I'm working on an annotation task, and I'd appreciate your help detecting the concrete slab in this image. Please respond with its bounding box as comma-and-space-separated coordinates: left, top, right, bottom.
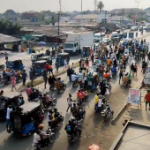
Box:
117, 124, 150, 150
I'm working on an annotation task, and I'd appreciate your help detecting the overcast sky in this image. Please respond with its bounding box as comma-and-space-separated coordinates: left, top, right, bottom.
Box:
0, 0, 149, 13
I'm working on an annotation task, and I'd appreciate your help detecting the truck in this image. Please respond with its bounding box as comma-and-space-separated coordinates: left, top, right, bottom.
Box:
64, 32, 94, 54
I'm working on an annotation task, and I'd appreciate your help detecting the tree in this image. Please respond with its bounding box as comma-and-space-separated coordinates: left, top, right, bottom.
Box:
0, 20, 21, 35
97, 1, 104, 12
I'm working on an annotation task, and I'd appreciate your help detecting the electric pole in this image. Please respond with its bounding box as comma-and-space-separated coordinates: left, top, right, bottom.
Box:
94, 0, 97, 14
105, 11, 107, 23
57, 0, 62, 45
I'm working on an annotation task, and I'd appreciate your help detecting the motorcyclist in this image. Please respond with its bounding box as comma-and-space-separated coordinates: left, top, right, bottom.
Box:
56, 77, 65, 90
65, 120, 74, 139
77, 89, 87, 104
71, 73, 78, 86
53, 108, 63, 124
43, 94, 53, 107
33, 130, 41, 148
71, 103, 78, 117
94, 93, 99, 104
111, 65, 117, 77
38, 124, 50, 147
104, 71, 110, 81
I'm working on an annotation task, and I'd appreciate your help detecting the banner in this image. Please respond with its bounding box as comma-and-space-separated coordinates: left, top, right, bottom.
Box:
128, 89, 141, 106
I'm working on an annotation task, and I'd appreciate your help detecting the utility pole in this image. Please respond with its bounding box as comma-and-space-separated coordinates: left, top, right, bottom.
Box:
57, 0, 62, 45
81, 0, 83, 35
122, 9, 124, 30
135, 0, 141, 24
94, 0, 97, 14
105, 11, 107, 23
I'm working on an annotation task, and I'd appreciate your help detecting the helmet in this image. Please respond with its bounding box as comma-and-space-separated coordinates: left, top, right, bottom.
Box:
54, 108, 57, 112
38, 124, 44, 130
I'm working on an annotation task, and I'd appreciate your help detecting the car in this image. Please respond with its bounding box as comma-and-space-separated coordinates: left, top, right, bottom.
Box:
130, 26, 138, 31
101, 38, 111, 45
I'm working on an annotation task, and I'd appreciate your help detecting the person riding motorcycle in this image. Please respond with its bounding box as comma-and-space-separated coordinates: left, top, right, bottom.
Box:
104, 71, 110, 81
42, 94, 53, 107
94, 93, 99, 104
65, 119, 81, 141
123, 73, 131, 85
50, 108, 62, 129
111, 65, 117, 77
56, 77, 65, 90
38, 124, 50, 147
77, 89, 87, 103
71, 103, 79, 117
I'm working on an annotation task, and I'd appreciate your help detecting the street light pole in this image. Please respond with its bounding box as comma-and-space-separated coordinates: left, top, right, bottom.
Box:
81, 0, 83, 35
135, 0, 141, 24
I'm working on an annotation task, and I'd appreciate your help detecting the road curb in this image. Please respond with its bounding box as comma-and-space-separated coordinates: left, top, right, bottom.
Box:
111, 103, 128, 125
18, 62, 79, 92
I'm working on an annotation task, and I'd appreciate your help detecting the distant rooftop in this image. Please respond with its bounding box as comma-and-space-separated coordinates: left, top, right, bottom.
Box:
74, 14, 98, 20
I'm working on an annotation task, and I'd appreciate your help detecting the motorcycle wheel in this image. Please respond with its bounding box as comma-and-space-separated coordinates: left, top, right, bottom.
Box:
49, 134, 55, 144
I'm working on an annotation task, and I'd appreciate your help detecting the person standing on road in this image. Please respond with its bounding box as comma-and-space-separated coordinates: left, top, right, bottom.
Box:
10, 75, 16, 91
66, 94, 72, 112
91, 54, 94, 64
6, 105, 13, 133
43, 68, 48, 89
119, 68, 123, 84
29, 69, 34, 86
55, 61, 59, 72
48, 64, 53, 75
22, 70, 28, 85
145, 90, 150, 111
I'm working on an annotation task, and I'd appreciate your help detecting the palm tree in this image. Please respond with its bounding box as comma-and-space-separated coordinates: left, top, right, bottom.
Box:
97, 1, 104, 12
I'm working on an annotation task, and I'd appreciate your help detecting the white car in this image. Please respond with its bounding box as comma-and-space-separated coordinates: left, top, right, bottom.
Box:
130, 26, 138, 31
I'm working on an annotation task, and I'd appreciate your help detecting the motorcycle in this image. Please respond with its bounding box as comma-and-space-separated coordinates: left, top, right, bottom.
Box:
32, 128, 55, 150
28, 88, 42, 102
94, 103, 105, 112
41, 95, 57, 109
101, 104, 114, 122
67, 125, 81, 144
49, 112, 64, 130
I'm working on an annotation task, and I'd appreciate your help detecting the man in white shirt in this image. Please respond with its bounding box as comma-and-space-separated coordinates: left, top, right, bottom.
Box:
33, 131, 41, 146
6, 105, 13, 133
71, 74, 77, 82
98, 98, 102, 108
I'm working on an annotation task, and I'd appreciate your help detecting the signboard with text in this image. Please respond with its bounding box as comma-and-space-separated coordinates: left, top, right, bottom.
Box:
128, 89, 141, 106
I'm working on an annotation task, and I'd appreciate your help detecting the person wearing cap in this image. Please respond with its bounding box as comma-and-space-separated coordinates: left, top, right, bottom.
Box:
145, 90, 150, 111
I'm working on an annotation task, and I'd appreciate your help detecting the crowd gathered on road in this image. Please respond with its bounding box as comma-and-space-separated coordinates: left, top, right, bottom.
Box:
1, 35, 150, 150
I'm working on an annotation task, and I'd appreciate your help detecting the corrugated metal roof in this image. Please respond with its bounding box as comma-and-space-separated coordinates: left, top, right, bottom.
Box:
74, 14, 98, 20
0, 34, 21, 44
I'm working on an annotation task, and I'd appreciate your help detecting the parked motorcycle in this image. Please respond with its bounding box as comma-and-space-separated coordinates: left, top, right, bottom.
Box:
101, 104, 114, 122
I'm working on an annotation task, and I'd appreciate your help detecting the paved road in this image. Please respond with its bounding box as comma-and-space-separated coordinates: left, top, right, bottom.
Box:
0, 32, 150, 150
0, 47, 81, 91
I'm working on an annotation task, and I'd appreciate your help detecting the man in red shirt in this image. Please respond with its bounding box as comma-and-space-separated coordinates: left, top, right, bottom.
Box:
145, 90, 150, 110
77, 90, 87, 100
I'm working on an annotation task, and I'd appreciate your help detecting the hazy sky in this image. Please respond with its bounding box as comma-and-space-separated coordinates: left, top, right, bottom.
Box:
0, 0, 149, 13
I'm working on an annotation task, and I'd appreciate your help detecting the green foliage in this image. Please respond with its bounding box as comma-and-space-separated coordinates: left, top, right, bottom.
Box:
97, 1, 104, 12
0, 19, 21, 35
